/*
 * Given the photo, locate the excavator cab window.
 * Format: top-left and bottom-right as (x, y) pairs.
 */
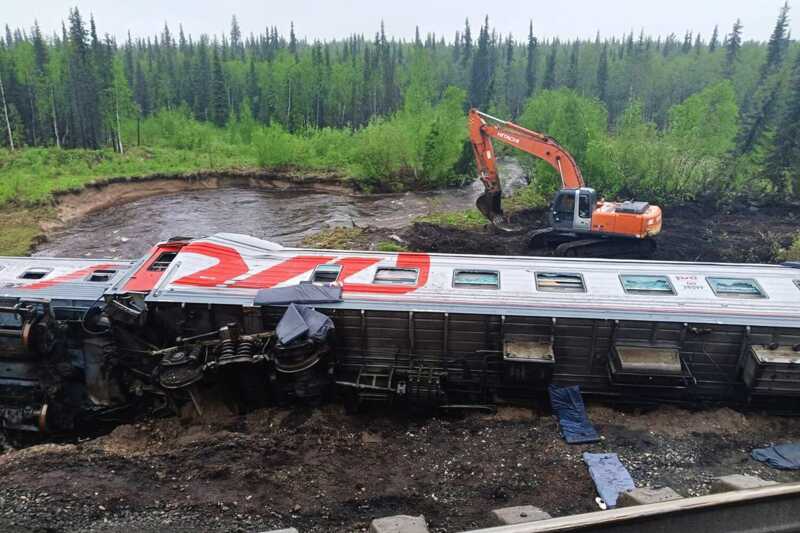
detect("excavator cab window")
(553, 191), (576, 225)
(578, 192), (591, 219)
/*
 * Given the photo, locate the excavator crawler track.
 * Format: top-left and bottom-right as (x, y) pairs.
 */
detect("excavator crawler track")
(554, 237), (657, 259)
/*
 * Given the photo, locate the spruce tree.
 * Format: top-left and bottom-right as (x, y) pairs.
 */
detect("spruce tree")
(761, 2), (790, 79)
(542, 44), (557, 90)
(596, 43), (609, 103)
(210, 47), (228, 127)
(765, 52), (800, 192)
(230, 15), (243, 61)
(462, 18), (472, 65)
(66, 8), (101, 148)
(724, 19), (742, 78)
(289, 22), (298, 60)
(566, 41), (579, 89)
(708, 25), (719, 52)
(468, 17), (492, 108)
(525, 21), (537, 96)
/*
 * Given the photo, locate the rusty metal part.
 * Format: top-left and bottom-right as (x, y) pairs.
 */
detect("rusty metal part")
(37, 404), (48, 432)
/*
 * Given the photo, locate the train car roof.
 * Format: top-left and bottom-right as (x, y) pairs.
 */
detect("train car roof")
(107, 233), (800, 328)
(0, 257), (134, 304)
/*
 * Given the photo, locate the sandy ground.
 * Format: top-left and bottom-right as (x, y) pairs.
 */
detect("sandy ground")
(0, 403), (798, 532)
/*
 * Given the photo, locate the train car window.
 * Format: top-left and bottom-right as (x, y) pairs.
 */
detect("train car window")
(148, 252), (178, 272)
(707, 277), (766, 298)
(453, 270), (500, 289)
(620, 275), (675, 295)
(19, 268), (52, 280)
(311, 264), (342, 284)
(373, 267), (418, 285)
(86, 269), (118, 283)
(536, 272), (585, 292)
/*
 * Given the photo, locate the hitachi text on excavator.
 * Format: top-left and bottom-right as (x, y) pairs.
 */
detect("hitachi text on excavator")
(469, 109), (662, 257)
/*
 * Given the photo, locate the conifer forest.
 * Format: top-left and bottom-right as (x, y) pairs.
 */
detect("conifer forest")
(1, 5), (799, 204)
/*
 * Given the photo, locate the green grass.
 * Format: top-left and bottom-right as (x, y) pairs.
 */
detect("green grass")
(376, 241), (408, 252)
(415, 184), (550, 230)
(0, 146), (259, 207)
(416, 208), (487, 229)
(0, 208), (51, 256)
(302, 227), (366, 249)
(778, 235), (800, 262)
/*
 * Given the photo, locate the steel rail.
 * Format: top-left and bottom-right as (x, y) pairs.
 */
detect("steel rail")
(461, 482), (800, 533)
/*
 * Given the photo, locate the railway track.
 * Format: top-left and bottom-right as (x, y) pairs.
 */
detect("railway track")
(462, 482), (800, 533)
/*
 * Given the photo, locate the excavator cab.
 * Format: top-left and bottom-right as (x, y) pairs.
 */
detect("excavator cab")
(551, 188), (596, 232)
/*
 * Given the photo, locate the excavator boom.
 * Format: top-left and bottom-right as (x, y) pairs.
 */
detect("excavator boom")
(469, 108), (584, 223)
(468, 108), (662, 257)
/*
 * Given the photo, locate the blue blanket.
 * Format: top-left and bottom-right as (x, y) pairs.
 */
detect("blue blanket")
(583, 453), (635, 508)
(549, 385), (600, 444)
(752, 443), (800, 470)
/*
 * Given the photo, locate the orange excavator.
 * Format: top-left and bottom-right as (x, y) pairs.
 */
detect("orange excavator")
(469, 109), (662, 257)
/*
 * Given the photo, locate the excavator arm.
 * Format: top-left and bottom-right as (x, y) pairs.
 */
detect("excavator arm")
(469, 108), (585, 225)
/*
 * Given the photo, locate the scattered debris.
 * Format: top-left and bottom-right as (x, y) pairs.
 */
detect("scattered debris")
(752, 443), (800, 470)
(583, 453), (635, 509)
(549, 385), (600, 444)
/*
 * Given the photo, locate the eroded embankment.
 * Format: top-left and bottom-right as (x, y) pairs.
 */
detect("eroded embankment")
(48, 168), (352, 229)
(0, 167), (354, 256)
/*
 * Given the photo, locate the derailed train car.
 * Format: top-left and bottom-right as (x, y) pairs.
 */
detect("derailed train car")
(1, 233), (799, 432)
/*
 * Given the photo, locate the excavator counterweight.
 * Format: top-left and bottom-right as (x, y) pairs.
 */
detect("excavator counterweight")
(468, 108), (661, 258)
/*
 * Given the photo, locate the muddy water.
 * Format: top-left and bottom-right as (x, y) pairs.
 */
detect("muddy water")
(35, 159), (527, 259)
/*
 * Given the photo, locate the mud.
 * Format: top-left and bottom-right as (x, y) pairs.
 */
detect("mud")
(0, 404), (797, 532)
(403, 202), (800, 263)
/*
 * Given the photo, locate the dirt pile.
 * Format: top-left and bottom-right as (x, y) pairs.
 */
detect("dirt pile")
(402, 203), (799, 263)
(0, 405), (798, 532)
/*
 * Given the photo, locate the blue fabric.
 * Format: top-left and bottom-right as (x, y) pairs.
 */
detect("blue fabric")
(548, 385), (600, 444)
(752, 443), (800, 470)
(583, 453), (635, 508)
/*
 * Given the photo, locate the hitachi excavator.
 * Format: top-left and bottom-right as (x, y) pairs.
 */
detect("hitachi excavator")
(469, 109), (662, 257)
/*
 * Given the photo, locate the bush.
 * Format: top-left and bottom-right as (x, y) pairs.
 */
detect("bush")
(252, 124), (303, 167)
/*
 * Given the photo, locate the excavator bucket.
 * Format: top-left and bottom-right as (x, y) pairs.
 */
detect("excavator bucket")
(476, 190), (520, 232)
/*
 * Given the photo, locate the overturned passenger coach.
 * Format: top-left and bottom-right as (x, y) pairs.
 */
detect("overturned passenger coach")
(0, 233), (799, 432)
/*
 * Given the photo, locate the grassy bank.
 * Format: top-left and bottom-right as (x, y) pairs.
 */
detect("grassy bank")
(416, 183), (551, 230)
(0, 146), (264, 255)
(0, 146), (264, 206)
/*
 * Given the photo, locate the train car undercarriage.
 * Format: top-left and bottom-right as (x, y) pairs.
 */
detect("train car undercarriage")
(2, 288), (799, 434)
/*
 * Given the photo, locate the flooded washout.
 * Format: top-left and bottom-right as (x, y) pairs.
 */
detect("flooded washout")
(34, 158), (528, 258)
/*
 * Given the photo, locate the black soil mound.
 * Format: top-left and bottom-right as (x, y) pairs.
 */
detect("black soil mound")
(404, 202), (799, 263)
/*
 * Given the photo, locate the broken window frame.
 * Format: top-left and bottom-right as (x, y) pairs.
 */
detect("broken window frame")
(18, 268), (52, 280)
(311, 264), (342, 284)
(535, 272), (586, 293)
(706, 277), (766, 299)
(148, 252), (178, 272)
(373, 267), (419, 285)
(619, 274), (676, 295)
(85, 269), (119, 283)
(452, 269), (500, 289)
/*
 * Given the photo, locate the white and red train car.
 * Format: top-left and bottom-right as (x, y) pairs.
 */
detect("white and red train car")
(1, 233), (799, 431)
